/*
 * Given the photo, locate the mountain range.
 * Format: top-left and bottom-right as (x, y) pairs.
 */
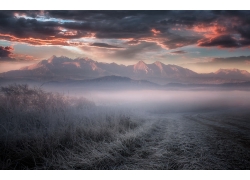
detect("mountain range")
(1, 55), (250, 84)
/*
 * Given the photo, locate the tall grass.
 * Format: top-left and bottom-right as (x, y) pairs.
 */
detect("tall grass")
(2, 84), (249, 169)
(0, 84), (142, 169)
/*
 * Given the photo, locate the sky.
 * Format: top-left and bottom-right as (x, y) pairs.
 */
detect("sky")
(1, 10), (250, 73)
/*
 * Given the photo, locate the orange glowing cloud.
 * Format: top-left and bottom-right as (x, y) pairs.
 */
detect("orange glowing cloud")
(151, 28), (161, 36)
(0, 31), (96, 46)
(191, 23), (227, 38)
(0, 33), (69, 46)
(137, 37), (167, 49)
(188, 22), (246, 48)
(138, 34), (198, 50)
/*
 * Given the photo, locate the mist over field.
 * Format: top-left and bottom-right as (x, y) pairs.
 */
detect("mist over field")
(75, 90), (250, 112)
(1, 65), (250, 170)
(1, 83), (250, 170)
(1, 10), (250, 170)
(39, 83), (250, 113)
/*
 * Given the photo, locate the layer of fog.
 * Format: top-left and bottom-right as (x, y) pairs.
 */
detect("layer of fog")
(63, 90), (250, 113)
(3, 81), (249, 113)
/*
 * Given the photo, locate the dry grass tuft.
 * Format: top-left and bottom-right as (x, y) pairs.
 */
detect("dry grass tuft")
(0, 84), (143, 169)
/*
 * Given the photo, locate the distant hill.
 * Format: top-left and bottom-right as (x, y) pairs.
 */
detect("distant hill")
(42, 75), (160, 90)
(1, 75), (250, 92)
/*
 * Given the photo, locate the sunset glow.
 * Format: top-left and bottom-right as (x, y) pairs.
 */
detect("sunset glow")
(0, 10), (250, 73)
(1, 9), (250, 171)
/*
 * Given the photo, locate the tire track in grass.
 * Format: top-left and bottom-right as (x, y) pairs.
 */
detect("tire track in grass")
(196, 113), (250, 133)
(53, 112), (250, 169)
(157, 113), (216, 169)
(115, 116), (170, 169)
(115, 113), (210, 169)
(184, 114), (250, 169)
(57, 115), (165, 170)
(82, 112), (250, 169)
(185, 114), (250, 149)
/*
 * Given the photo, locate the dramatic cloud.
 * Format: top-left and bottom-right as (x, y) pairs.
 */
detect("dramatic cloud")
(0, 45), (37, 61)
(3, 10), (250, 73)
(0, 10), (250, 49)
(0, 10), (250, 67)
(0, 46), (15, 61)
(198, 35), (241, 48)
(0, 46), (13, 57)
(161, 35), (200, 49)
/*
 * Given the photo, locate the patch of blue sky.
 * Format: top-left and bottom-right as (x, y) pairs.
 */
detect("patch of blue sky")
(15, 14), (82, 24)
(180, 45), (250, 59)
(0, 40), (12, 47)
(35, 15), (78, 24)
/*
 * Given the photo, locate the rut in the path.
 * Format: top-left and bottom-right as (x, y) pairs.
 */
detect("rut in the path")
(114, 114), (203, 170)
(116, 113), (250, 170)
(184, 113), (250, 169)
(57, 112), (250, 169)
(115, 117), (170, 169)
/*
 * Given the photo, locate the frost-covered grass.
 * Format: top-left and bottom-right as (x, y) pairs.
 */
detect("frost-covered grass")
(0, 84), (144, 169)
(1, 84), (250, 169)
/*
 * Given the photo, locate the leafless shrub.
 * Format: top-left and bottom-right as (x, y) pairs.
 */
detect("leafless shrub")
(0, 84), (142, 169)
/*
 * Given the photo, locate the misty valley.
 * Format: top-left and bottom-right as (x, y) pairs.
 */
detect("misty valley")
(1, 82), (250, 169)
(2, 9), (250, 172)
(1, 55), (250, 169)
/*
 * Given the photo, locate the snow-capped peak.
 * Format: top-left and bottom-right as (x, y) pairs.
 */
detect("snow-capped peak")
(48, 55), (71, 64)
(134, 61), (151, 73)
(47, 55), (57, 63)
(154, 61), (164, 67)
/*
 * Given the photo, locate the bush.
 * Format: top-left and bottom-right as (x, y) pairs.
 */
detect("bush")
(0, 84), (140, 169)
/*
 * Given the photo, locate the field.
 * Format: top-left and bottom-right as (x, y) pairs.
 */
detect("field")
(0, 84), (250, 169)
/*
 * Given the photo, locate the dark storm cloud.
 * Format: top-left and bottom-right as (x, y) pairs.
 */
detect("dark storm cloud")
(0, 16), (84, 39)
(1, 10), (250, 48)
(46, 10), (171, 21)
(0, 46), (15, 61)
(198, 35), (250, 48)
(0, 46), (13, 57)
(198, 35), (241, 48)
(161, 34), (200, 49)
(46, 10), (219, 26)
(237, 26), (250, 40)
(90, 42), (123, 49)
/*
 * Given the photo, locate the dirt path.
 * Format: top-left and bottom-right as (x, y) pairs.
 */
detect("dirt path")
(115, 112), (250, 169)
